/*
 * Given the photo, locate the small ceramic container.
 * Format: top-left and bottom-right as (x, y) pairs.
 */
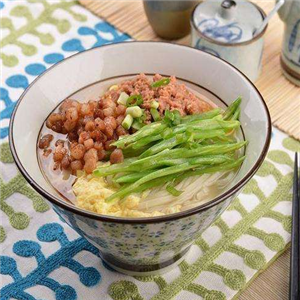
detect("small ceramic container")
(10, 42), (271, 276)
(143, 0), (198, 39)
(191, 0), (282, 82)
(278, 0), (300, 86)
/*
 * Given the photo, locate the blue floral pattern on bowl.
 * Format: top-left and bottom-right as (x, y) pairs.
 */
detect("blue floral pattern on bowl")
(51, 195), (234, 275)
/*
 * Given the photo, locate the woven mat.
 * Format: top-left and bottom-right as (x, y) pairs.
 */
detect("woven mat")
(79, 0), (300, 141)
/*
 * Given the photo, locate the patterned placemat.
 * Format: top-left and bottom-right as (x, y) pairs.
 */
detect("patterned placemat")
(79, 0), (300, 141)
(1, 1), (300, 300)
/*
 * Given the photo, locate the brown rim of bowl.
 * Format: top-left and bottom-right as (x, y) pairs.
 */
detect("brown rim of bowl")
(9, 41), (272, 224)
(190, 2), (268, 47)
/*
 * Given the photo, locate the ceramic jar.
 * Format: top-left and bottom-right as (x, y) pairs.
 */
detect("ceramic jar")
(191, 0), (281, 82)
(278, 0), (300, 86)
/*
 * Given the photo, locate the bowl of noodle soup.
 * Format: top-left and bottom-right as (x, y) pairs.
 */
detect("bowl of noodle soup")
(10, 42), (271, 275)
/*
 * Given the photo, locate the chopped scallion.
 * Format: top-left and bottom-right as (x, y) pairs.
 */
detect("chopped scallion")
(163, 109), (181, 126)
(126, 94), (143, 107)
(150, 108), (161, 121)
(109, 85), (118, 91)
(117, 92), (129, 105)
(132, 120), (144, 130)
(150, 100), (159, 109)
(122, 114), (133, 130)
(151, 78), (171, 88)
(126, 106), (143, 118)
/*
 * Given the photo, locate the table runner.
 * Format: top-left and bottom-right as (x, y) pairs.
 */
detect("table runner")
(0, 1), (299, 299)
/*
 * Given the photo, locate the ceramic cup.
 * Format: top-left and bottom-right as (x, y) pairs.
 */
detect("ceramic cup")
(278, 0), (300, 86)
(10, 42), (271, 276)
(191, 0), (268, 82)
(143, 0), (198, 39)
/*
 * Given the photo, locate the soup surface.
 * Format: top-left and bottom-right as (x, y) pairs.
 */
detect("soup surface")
(38, 74), (245, 218)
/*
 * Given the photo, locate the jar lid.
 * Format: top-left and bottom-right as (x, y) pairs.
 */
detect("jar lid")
(192, 0), (264, 44)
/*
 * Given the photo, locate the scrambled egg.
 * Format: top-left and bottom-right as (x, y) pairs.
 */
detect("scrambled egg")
(73, 171), (177, 218)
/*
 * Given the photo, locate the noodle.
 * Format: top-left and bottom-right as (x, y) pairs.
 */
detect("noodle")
(137, 170), (236, 213)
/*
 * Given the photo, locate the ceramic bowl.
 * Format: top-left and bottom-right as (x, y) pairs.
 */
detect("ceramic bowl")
(9, 41), (271, 276)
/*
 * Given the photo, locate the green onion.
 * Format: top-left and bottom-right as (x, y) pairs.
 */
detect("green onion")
(122, 114), (133, 130)
(132, 120), (144, 130)
(150, 100), (159, 109)
(166, 185), (183, 197)
(117, 92), (129, 105)
(126, 106), (143, 118)
(150, 108), (161, 121)
(163, 109), (181, 127)
(126, 94), (143, 107)
(151, 78), (170, 88)
(131, 115), (147, 131)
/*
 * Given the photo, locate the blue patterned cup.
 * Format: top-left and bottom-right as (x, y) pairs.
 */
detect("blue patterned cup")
(9, 42), (271, 276)
(278, 0), (300, 86)
(191, 0), (282, 82)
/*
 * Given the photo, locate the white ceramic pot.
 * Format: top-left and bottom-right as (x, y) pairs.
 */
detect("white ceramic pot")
(191, 0), (283, 82)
